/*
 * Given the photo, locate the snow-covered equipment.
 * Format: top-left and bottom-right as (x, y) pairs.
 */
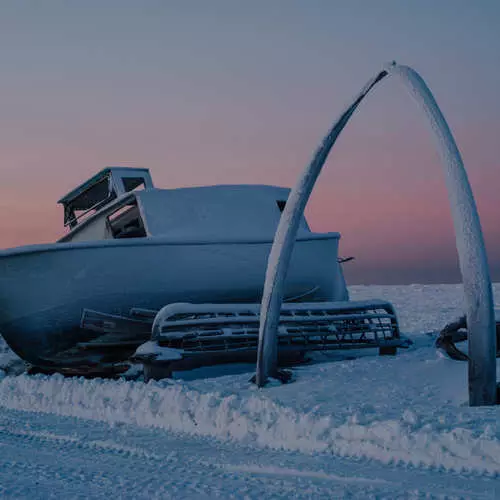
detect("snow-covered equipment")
(38, 297), (407, 378)
(132, 300), (409, 381)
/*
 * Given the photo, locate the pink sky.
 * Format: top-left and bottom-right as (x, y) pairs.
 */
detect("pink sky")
(0, 2), (498, 284)
(1, 113), (497, 285)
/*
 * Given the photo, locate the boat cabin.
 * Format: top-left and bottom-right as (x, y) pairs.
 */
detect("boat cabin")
(58, 167), (154, 229)
(58, 167), (311, 244)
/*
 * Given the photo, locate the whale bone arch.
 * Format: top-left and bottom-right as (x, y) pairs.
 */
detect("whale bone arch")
(255, 63), (496, 406)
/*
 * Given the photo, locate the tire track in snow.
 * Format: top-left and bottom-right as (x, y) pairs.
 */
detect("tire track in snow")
(220, 464), (497, 499)
(0, 425), (163, 461)
(0, 373), (499, 477)
(221, 464), (393, 485)
(0, 407), (497, 499)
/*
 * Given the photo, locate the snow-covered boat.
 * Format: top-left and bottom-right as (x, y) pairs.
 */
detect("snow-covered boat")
(0, 167), (349, 372)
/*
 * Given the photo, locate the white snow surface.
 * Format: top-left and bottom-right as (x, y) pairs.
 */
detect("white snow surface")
(134, 340), (184, 361)
(0, 284), (499, 498)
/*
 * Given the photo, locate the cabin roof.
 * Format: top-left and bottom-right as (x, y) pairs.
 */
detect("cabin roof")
(135, 184), (312, 239)
(58, 167), (151, 205)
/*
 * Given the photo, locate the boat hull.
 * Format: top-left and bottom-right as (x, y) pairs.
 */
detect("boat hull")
(0, 235), (346, 368)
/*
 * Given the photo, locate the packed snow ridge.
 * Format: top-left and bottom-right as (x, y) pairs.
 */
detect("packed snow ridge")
(0, 284), (498, 477)
(1, 369), (499, 476)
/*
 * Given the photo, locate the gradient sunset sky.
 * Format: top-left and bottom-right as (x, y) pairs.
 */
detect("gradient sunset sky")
(0, 1), (498, 284)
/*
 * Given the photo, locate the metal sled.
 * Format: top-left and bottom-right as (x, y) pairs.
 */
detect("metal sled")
(132, 300), (410, 380)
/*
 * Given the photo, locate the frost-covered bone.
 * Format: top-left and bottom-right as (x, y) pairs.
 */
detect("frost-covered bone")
(389, 65), (496, 406)
(255, 69), (389, 387)
(257, 63), (496, 406)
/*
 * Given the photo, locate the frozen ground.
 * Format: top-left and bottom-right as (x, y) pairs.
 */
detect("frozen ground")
(0, 284), (499, 498)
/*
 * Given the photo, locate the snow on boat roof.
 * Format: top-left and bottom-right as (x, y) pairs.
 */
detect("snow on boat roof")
(135, 184), (313, 239)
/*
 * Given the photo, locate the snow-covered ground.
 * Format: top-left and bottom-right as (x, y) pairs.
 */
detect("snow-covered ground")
(0, 284), (499, 498)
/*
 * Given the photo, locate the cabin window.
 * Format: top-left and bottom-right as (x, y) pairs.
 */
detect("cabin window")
(107, 200), (147, 239)
(276, 200), (287, 212)
(64, 176), (116, 228)
(122, 177), (146, 193)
